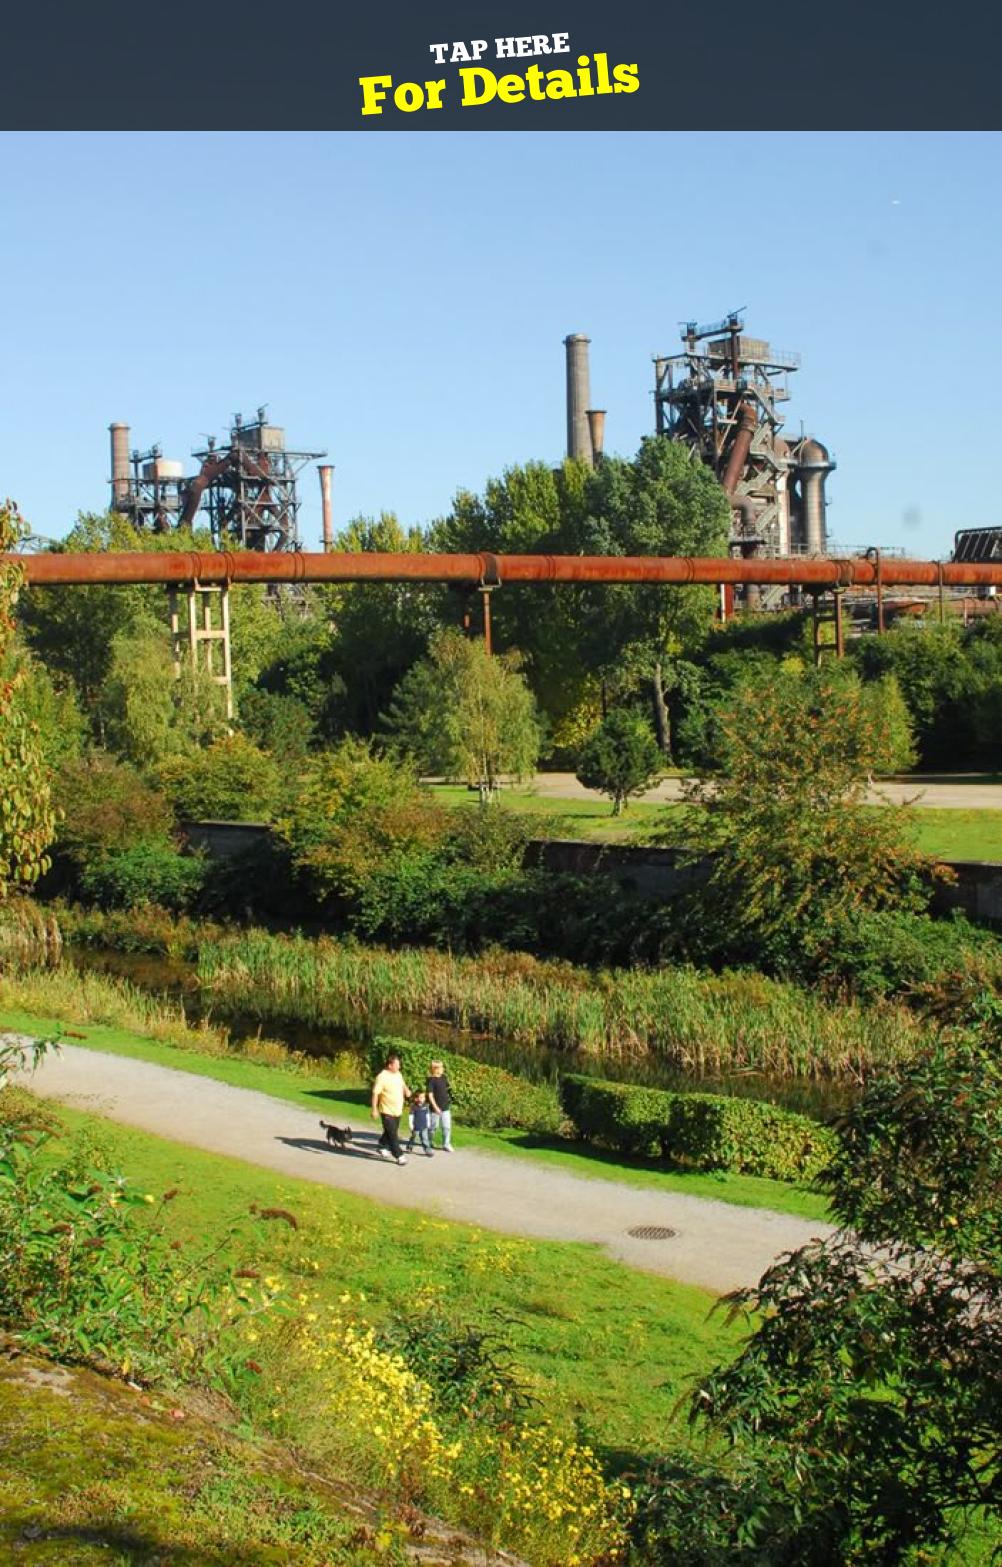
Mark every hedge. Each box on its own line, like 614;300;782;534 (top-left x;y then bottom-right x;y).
559;1073;836;1183
367;1036;563;1137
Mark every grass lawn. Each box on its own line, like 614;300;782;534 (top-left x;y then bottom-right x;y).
910;807;1002;862
37;1096;744;1465
431;783;1002;861
429;782;664;841
0;1005;830;1223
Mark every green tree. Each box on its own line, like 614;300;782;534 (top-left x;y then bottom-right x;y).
0;500;57;898
570;438;730;755
2;637;86;773
384;629;542;802
575;709;663;814
18;512;214;736
237;686;315;760
434;444;730;757
430;461;592;739
322;513;438;736
861;672;917;774
632;1026;1002;1565
663;665;937;966
99;620;228;767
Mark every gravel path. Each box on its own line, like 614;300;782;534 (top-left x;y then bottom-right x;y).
527;771;1002;811
13;1040;834;1297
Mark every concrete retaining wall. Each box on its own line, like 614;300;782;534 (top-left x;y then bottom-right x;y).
179;820;1002;927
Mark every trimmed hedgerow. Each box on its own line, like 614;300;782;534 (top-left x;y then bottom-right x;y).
559;1073;836;1183
366;1035;563;1136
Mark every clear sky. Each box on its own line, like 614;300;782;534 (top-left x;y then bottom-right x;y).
1;130;998;558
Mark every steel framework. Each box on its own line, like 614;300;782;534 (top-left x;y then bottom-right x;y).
953;527;1002;564
654;312;834;561
110;410;325;551
188;410;324;552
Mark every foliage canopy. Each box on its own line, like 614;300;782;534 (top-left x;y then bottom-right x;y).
0;500;57;899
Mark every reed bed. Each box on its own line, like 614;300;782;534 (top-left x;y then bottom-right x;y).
197;931;927;1081
0;898;62;972
0;967;343;1078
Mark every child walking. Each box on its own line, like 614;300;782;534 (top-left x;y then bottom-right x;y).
407;1090;434;1157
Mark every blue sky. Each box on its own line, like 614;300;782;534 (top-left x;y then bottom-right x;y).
1;130;998;558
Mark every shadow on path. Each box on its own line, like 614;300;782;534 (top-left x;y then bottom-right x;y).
275;1135;384;1163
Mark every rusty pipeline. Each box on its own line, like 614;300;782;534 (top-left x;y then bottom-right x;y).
6;550;1002;589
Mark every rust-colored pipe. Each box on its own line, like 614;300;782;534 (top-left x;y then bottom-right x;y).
721;403;757;495
8;550;1002;589
179;455;230;530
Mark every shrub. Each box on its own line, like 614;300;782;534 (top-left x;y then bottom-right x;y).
659;665;939;973
53;900;205;957
803;906;1002;1003
78;842;206;912
559;1074;836;1182
824;1027;1002;1266
366;1036;563;1136
0;1036;281;1387
157;733;282;823
559;1074;670;1159
276;738;450;908
55;751;174;865
575;708;663;814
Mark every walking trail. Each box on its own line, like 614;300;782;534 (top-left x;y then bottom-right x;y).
14;1041;834;1297
528;771;1002;811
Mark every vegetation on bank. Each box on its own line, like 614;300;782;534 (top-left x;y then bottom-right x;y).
196;926;925;1079
5;1007;999;1564
1;1353;421;1566
2;1050;749;1563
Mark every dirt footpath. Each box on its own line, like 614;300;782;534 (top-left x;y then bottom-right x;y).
14;1040;834;1297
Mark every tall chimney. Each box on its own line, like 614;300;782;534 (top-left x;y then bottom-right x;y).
318;464;335;551
586;409;606;463
564;333;593;466
109;422;131;510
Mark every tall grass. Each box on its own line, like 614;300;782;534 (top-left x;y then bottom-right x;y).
198;931;927;1081
0;898;62;972
0;967;354;1078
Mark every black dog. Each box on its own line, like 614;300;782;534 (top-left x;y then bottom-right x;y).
319;1120;353;1150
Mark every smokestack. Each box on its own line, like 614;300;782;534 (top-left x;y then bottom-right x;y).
797;439;835;555
318;464;335;551
586;410;606;463
109;422;130;510
564;333;593;466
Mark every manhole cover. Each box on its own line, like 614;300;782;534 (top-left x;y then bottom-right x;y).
627;1225;678;1241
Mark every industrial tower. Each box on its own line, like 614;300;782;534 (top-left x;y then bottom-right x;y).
109;409;325;552
653;312;835;559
